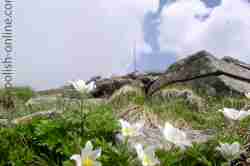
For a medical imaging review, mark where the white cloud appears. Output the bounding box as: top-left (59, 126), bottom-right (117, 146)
top-left (159, 0), bottom-right (250, 62)
top-left (98, 0), bottom-right (159, 73)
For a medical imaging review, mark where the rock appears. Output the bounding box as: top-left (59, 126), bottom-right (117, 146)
top-left (148, 50), bottom-right (250, 97)
top-left (37, 88), bottom-right (64, 96)
top-left (91, 72), bottom-right (161, 98)
top-left (222, 56), bottom-right (250, 70)
top-left (86, 76), bottom-right (102, 84)
top-left (0, 119), bottom-right (8, 126)
top-left (116, 104), bottom-right (213, 151)
top-left (25, 96), bottom-right (58, 108)
top-left (92, 77), bottom-right (143, 98)
top-left (183, 129), bottom-right (215, 144)
top-left (108, 85), bottom-right (144, 105)
top-left (92, 78), bottom-right (135, 97)
top-left (12, 109), bottom-right (63, 125)
top-left (116, 121), bottom-right (214, 152)
top-left (152, 88), bottom-right (204, 111)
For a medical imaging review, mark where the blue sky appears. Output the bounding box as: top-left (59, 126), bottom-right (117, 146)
top-left (201, 0), bottom-right (221, 8)
top-left (4, 0), bottom-right (250, 90)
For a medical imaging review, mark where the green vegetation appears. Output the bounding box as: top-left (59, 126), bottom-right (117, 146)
top-left (0, 86), bottom-right (35, 103)
top-left (0, 87), bottom-right (249, 165)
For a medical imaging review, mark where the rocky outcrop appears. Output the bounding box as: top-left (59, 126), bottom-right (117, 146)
top-left (92, 73), bottom-right (161, 98)
top-left (152, 88), bottom-right (205, 111)
top-left (108, 85), bottom-right (144, 105)
top-left (222, 56), bottom-right (250, 70)
top-left (40, 50), bottom-right (250, 98)
top-left (148, 51), bottom-right (250, 96)
top-left (92, 78), bottom-right (139, 97)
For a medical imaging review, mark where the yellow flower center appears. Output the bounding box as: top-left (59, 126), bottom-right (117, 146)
top-left (83, 157), bottom-right (93, 166)
top-left (122, 127), bottom-right (135, 137)
top-left (143, 155), bottom-right (153, 166)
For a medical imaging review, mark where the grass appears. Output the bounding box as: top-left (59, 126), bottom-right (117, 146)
top-left (0, 87), bottom-right (249, 165)
top-left (0, 86), bottom-right (36, 102)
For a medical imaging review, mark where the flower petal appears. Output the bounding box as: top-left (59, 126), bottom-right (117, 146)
top-left (231, 142), bottom-right (240, 155)
top-left (81, 141), bottom-right (94, 157)
top-left (134, 121), bottom-right (144, 136)
top-left (85, 141), bottom-right (93, 151)
top-left (135, 143), bottom-right (144, 160)
top-left (134, 121), bottom-right (144, 130)
top-left (164, 123), bottom-right (185, 142)
top-left (89, 148), bottom-right (102, 160)
top-left (216, 142), bottom-right (241, 159)
top-left (70, 154), bottom-right (82, 166)
top-left (144, 145), bottom-right (157, 157)
top-left (245, 92), bottom-right (250, 99)
top-left (238, 111), bottom-right (250, 120)
top-left (119, 119), bottom-right (131, 128)
top-left (219, 108), bottom-right (244, 120)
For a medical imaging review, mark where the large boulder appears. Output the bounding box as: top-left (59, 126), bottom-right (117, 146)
top-left (148, 51), bottom-right (250, 96)
top-left (91, 73), bottom-right (161, 98)
top-left (92, 78), bottom-right (141, 98)
top-left (109, 85), bottom-right (144, 101)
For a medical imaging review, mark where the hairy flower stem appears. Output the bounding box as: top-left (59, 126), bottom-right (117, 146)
top-left (80, 98), bottom-right (84, 138)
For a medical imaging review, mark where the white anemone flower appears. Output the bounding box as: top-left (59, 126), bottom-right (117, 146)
top-left (162, 122), bottom-right (192, 149)
top-left (69, 80), bottom-right (96, 93)
top-left (70, 141), bottom-right (102, 166)
top-left (119, 119), bottom-right (144, 138)
top-left (135, 144), bottom-right (160, 166)
top-left (216, 142), bottom-right (241, 159)
top-left (87, 81), bottom-right (96, 92)
top-left (219, 108), bottom-right (250, 121)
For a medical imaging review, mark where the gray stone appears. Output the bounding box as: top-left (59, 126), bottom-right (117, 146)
top-left (0, 119), bottom-right (8, 126)
top-left (91, 72), bottom-right (161, 98)
top-left (116, 122), bottom-right (214, 152)
top-left (222, 56), bottom-right (250, 70)
top-left (108, 85), bottom-right (144, 104)
top-left (116, 104), bottom-right (214, 151)
top-left (152, 88), bottom-right (204, 111)
top-left (25, 96), bottom-right (58, 107)
top-left (148, 50), bottom-right (250, 96)
top-left (12, 109), bottom-right (63, 125)
top-left (92, 78), bottom-right (135, 97)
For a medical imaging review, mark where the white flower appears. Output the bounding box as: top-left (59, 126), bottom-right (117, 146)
top-left (69, 80), bottom-right (86, 92)
top-left (216, 142), bottom-right (241, 159)
top-left (245, 92), bottom-right (250, 99)
top-left (69, 80), bottom-right (96, 93)
top-left (219, 108), bottom-right (250, 121)
top-left (70, 141), bottom-right (102, 166)
top-left (135, 144), bottom-right (160, 166)
top-left (119, 119), bottom-right (144, 138)
top-left (162, 122), bottom-right (192, 149)
top-left (87, 81), bottom-right (96, 92)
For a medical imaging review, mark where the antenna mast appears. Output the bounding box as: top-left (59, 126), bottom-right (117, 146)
top-left (133, 40), bottom-right (137, 73)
